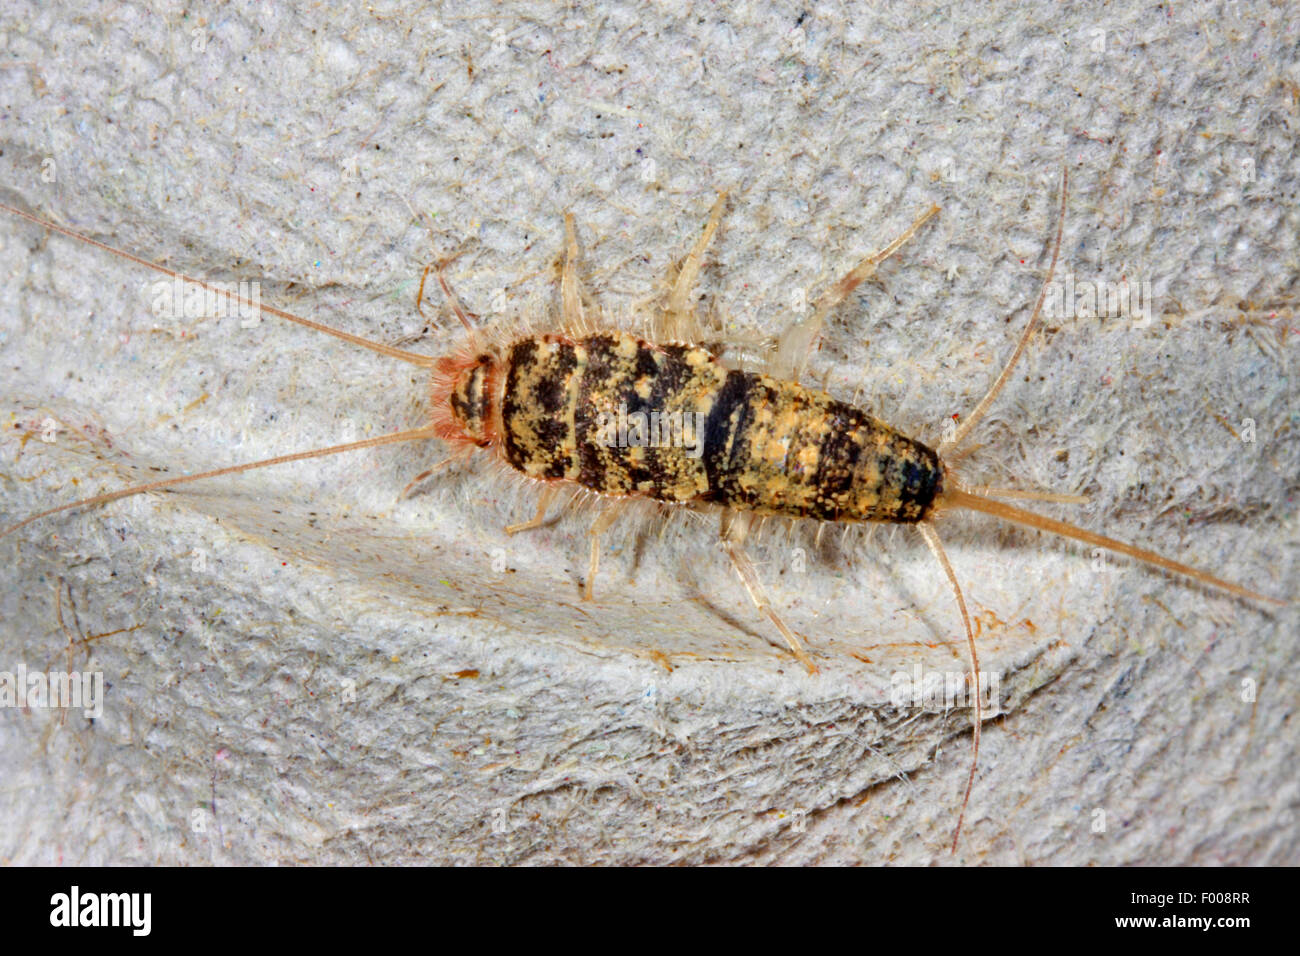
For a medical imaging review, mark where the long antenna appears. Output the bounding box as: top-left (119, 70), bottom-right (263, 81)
top-left (1, 426), bottom-right (439, 539)
top-left (0, 200), bottom-right (436, 368)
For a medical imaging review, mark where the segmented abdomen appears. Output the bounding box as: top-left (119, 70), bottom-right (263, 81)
top-left (499, 331), bottom-right (942, 522)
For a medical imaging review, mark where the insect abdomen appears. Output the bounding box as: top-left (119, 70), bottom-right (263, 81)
top-left (497, 331), bottom-right (942, 522)
top-left (699, 369), bottom-right (942, 522)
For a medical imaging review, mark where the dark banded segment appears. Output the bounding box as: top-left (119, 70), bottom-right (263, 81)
top-left (571, 334), bottom-right (717, 498)
top-left (501, 336), bottom-right (583, 479)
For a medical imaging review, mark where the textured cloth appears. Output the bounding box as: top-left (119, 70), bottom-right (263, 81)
top-left (0, 0), bottom-right (1295, 864)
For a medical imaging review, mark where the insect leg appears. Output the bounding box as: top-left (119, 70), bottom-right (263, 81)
top-left (583, 505), bottom-right (623, 601)
top-left (769, 203), bottom-right (940, 380)
top-left (504, 485), bottom-right (562, 535)
top-left (415, 253), bottom-right (481, 350)
top-left (917, 521), bottom-right (980, 854)
top-left (415, 261), bottom-right (439, 322)
top-left (401, 455), bottom-right (463, 499)
top-left (662, 192), bottom-right (728, 342)
top-left (562, 213), bottom-right (590, 332)
top-left (721, 510), bottom-right (817, 674)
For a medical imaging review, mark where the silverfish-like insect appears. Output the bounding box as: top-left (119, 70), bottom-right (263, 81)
top-left (0, 173), bottom-right (1285, 850)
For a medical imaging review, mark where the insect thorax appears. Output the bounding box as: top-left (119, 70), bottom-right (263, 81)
top-left (485, 331), bottom-right (941, 522)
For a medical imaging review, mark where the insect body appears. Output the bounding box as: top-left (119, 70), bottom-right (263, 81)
top-left (0, 175), bottom-right (1285, 852)
top-left (438, 330), bottom-right (941, 522)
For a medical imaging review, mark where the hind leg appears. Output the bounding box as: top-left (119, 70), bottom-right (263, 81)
top-left (769, 203), bottom-right (940, 380)
top-left (721, 510), bottom-right (817, 673)
top-left (661, 192), bottom-right (728, 342)
top-left (583, 504), bottom-right (623, 601)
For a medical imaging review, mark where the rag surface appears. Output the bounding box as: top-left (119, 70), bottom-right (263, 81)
top-left (0, 0), bottom-right (1296, 864)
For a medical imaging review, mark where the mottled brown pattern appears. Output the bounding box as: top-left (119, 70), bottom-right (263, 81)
top-left (698, 366), bottom-right (942, 522)
top-left (445, 330), bottom-right (942, 522)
